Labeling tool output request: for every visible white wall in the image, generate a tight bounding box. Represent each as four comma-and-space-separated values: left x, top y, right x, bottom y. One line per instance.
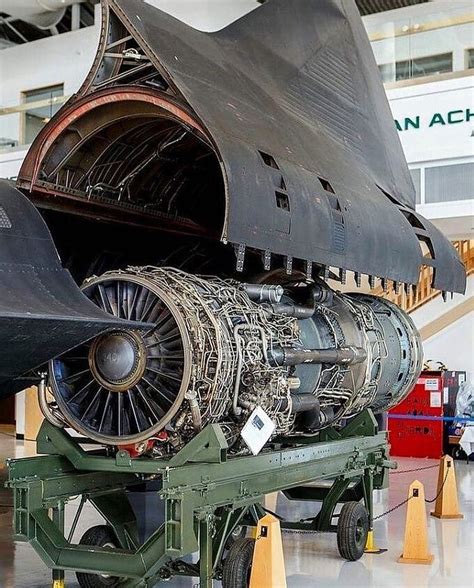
0, 146, 28, 179
411, 275, 474, 380
145, 0, 259, 32
15, 391, 25, 437
421, 312, 473, 379
386, 75, 474, 239
370, 22, 473, 72
0, 25, 99, 145
363, 0, 473, 29
364, 0, 474, 240
411, 275, 473, 330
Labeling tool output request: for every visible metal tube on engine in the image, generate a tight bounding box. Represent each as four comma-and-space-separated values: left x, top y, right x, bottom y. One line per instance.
241, 283, 284, 303
263, 303, 316, 319
267, 346, 367, 367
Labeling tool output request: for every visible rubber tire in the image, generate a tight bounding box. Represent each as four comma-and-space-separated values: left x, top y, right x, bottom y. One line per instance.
225, 525, 247, 550
336, 501, 369, 561
222, 537, 255, 588
76, 525, 121, 588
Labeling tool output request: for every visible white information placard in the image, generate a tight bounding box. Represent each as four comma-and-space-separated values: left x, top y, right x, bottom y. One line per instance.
425, 378, 440, 391
443, 387, 450, 404
430, 391, 442, 408
241, 407, 276, 455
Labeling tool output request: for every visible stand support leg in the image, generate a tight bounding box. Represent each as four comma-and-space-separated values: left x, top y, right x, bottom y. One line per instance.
363, 468, 374, 527
363, 468, 385, 554
52, 502, 66, 587
199, 515, 213, 588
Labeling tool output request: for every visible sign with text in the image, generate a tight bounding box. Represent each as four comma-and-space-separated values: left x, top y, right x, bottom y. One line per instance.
388, 79, 473, 164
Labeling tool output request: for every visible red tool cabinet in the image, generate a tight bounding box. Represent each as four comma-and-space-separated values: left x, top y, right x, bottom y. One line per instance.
388, 371, 444, 459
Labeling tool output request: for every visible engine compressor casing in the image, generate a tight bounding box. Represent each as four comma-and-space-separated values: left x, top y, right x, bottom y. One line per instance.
49, 267, 422, 449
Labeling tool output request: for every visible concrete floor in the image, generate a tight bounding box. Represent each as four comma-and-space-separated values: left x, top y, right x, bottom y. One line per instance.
0, 429, 473, 588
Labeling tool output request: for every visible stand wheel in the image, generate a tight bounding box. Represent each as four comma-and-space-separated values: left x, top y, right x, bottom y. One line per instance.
76, 525, 122, 588
222, 537, 255, 588
337, 502, 369, 561
225, 525, 247, 550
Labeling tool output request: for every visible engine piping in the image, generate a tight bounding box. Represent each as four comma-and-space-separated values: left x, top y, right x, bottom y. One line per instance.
267, 346, 368, 367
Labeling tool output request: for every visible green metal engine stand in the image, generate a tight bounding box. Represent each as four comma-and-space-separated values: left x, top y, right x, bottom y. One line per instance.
6, 410, 394, 587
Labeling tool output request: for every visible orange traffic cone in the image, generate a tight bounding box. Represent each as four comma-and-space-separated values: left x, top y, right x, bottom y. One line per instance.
431, 455, 463, 519
398, 480, 434, 565
249, 513, 287, 588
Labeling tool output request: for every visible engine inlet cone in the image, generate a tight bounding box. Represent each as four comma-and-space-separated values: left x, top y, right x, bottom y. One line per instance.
89, 331, 146, 392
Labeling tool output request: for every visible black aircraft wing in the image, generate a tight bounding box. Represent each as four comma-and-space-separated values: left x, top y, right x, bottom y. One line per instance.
0, 180, 146, 398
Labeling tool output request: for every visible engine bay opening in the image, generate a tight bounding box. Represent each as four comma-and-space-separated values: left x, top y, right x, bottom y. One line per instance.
27, 90, 226, 239
40, 209, 237, 284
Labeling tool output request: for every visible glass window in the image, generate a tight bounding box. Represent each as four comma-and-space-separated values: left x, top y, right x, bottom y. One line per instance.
409, 168, 421, 205
378, 53, 453, 83
425, 163, 474, 203
467, 49, 474, 69
22, 85, 64, 145
378, 62, 396, 83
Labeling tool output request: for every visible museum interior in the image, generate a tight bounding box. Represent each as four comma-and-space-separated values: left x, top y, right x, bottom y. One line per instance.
0, 1, 472, 587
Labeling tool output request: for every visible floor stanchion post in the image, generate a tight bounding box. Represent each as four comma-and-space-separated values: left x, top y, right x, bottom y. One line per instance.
431, 455, 464, 520
398, 480, 434, 565
249, 514, 287, 588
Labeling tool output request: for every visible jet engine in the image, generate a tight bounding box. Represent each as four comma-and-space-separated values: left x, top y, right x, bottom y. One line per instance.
47, 267, 422, 452
1, 0, 463, 457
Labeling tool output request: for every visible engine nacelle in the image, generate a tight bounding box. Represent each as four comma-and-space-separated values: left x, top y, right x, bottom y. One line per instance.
49, 267, 422, 451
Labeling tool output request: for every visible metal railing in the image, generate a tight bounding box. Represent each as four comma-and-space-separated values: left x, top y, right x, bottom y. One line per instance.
0, 94, 70, 152
364, 3, 474, 85
376, 240, 474, 313
0, 95, 70, 117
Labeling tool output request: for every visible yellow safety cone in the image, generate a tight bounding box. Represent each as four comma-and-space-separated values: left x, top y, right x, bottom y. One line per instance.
430, 455, 464, 520
249, 513, 287, 588
398, 480, 434, 565
364, 529, 386, 554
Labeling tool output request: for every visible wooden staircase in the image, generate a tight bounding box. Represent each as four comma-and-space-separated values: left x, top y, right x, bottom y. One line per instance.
376, 240, 474, 313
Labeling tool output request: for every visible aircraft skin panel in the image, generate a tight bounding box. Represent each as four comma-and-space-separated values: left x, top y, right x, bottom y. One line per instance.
112, 0, 465, 292
15, 0, 466, 293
